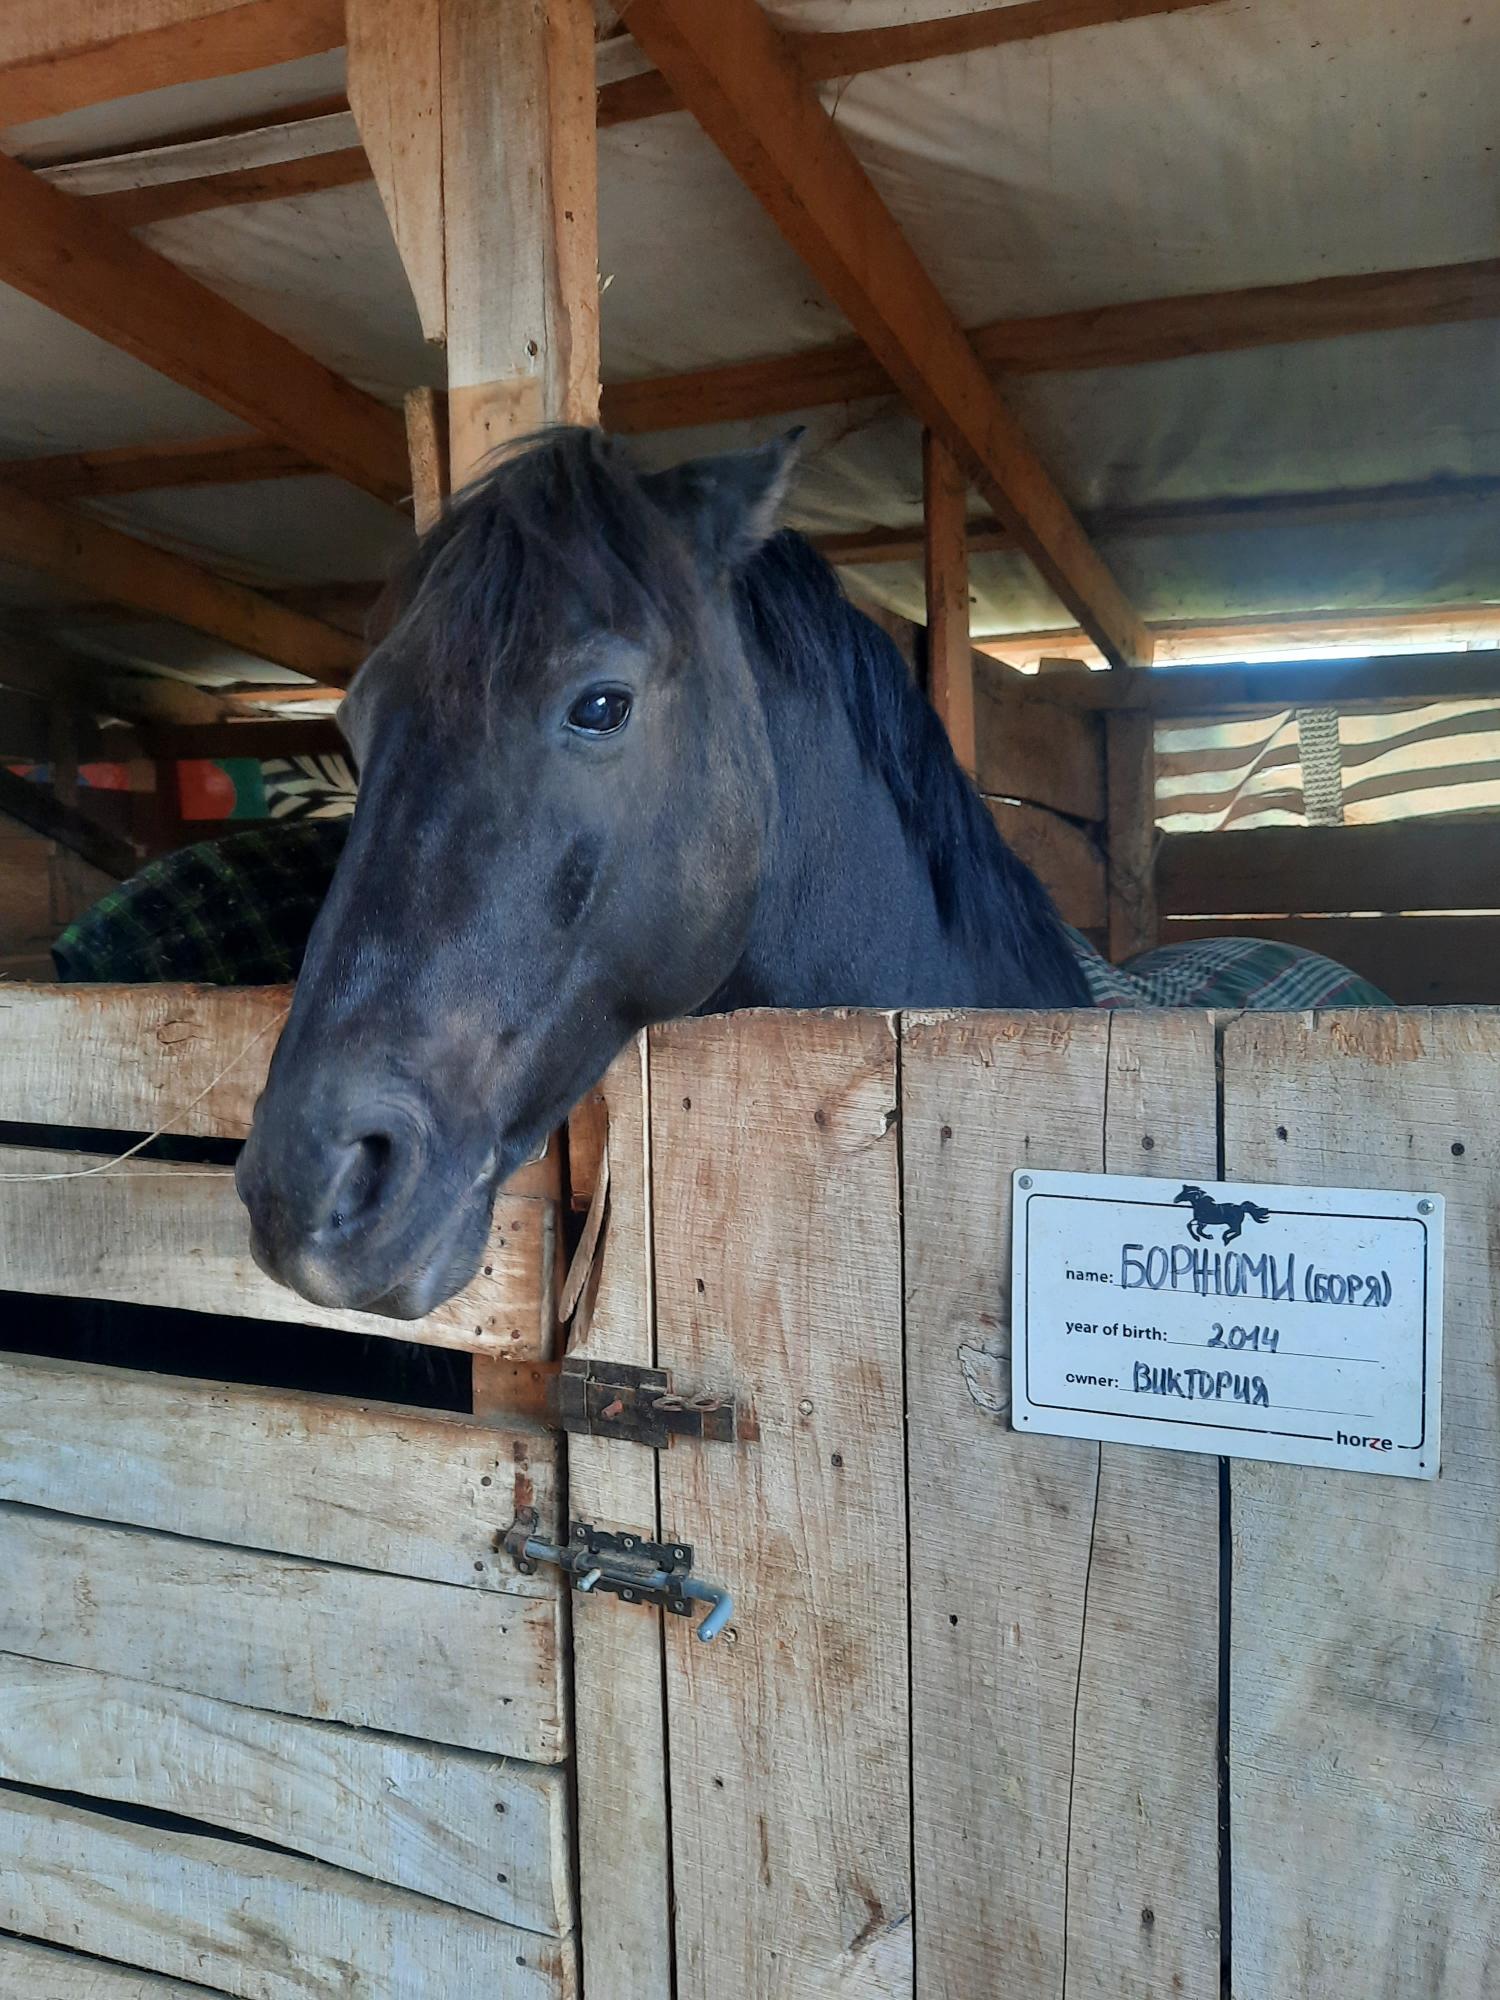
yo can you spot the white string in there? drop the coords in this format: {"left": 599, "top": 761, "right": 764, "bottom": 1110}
{"left": 0, "top": 1006, "right": 290, "bottom": 1184}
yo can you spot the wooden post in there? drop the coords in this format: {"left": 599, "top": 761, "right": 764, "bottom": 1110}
{"left": 922, "top": 428, "right": 977, "bottom": 776}
{"left": 1105, "top": 707, "right": 1158, "bottom": 962}
{"left": 402, "top": 387, "right": 448, "bottom": 533}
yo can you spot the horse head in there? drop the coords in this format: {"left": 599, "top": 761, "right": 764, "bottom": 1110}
{"left": 236, "top": 428, "right": 797, "bottom": 1318}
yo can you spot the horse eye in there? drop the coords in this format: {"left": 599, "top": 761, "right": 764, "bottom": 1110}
{"left": 566, "top": 686, "right": 632, "bottom": 736}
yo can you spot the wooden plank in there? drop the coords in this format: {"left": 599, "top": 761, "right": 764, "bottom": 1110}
{"left": 605, "top": 256, "right": 1500, "bottom": 435}
{"left": 975, "top": 670, "right": 1105, "bottom": 820}
{"left": 0, "top": 1502, "right": 563, "bottom": 1760}
{"left": 0, "top": 435, "right": 315, "bottom": 500}
{"left": 902, "top": 1009, "right": 1111, "bottom": 1998}
{"left": 900, "top": 1012, "right": 1218, "bottom": 1992}
{"left": 1221, "top": 1011, "right": 1500, "bottom": 1995}
{"left": 0, "top": 1352, "right": 554, "bottom": 1593}
{"left": 1158, "top": 821, "right": 1500, "bottom": 919}
{"left": 92, "top": 146, "right": 371, "bottom": 227}
{"left": 0, "top": 483, "right": 364, "bottom": 681}
{"left": 567, "top": 1038, "right": 674, "bottom": 2000}
{"left": 922, "top": 430, "right": 976, "bottom": 778}
{"left": 0, "top": 760, "right": 137, "bottom": 878}
{"left": 1105, "top": 708, "right": 1158, "bottom": 959}
{"left": 404, "top": 386, "right": 448, "bottom": 534}
{"left": 441, "top": 0, "right": 600, "bottom": 473}
{"left": 0, "top": 1, "right": 345, "bottom": 126}
{"left": 0, "top": 1145, "right": 555, "bottom": 1357}
{"left": 0, "top": 152, "right": 407, "bottom": 505}
{"left": 0, "top": 1652, "right": 570, "bottom": 1932}
{"left": 1068, "top": 1012, "right": 1221, "bottom": 1995}
{"left": 651, "top": 1011, "right": 912, "bottom": 1998}
{"left": 987, "top": 796, "right": 1106, "bottom": 931}
{"left": 620, "top": 0, "right": 1150, "bottom": 672}
{"left": 347, "top": 0, "right": 446, "bottom": 348}
{"left": 1161, "top": 915, "right": 1500, "bottom": 1007}
{"left": 0, "top": 1789, "right": 573, "bottom": 2000}
{"left": 0, "top": 1936, "right": 213, "bottom": 1999}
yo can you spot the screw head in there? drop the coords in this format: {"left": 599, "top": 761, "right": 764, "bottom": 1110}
{"left": 1418, "top": 1198, "right": 1435, "bottom": 1216}
{"left": 1018, "top": 1174, "right": 1033, "bottom": 1191}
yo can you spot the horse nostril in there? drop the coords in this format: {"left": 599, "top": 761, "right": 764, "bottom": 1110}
{"left": 327, "top": 1130, "right": 395, "bottom": 1232}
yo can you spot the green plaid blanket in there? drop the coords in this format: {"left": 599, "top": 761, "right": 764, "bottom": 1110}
{"left": 53, "top": 822, "right": 1389, "bottom": 1006}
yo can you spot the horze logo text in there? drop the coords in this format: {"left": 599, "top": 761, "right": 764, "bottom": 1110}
{"left": 1337, "top": 1430, "right": 1393, "bottom": 1452}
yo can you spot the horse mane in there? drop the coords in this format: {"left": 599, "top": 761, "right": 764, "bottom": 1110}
{"left": 736, "top": 530, "right": 1084, "bottom": 983}
{"left": 379, "top": 427, "right": 1082, "bottom": 984}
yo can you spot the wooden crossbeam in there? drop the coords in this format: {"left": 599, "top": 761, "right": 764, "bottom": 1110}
{"left": 596, "top": 0, "right": 1227, "bottom": 126}
{"left": 0, "top": 621, "right": 230, "bottom": 725}
{"left": 921, "top": 432, "right": 976, "bottom": 775}
{"left": 89, "top": 147, "right": 371, "bottom": 228}
{"left": 0, "top": 484, "right": 364, "bottom": 683}
{"left": 605, "top": 257, "right": 1500, "bottom": 434}
{"left": 0, "top": 151, "right": 408, "bottom": 505}
{"left": 0, "top": 435, "right": 318, "bottom": 500}
{"left": 0, "top": 763, "right": 139, "bottom": 878}
{"left": 977, "top": 648, "right": 1500, "bottom": 717}
{"left": 0, "top": 0, "right": 345, "bottom": 126}
{"left": 619, "top": 0, "right": 1150, "bottom": 670}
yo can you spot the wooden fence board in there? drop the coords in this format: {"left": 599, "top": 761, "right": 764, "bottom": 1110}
{"left": 0, "top": 1353, "right": 553, "bottom": 1594}
{"left": 0, "top": 1652, "right": 570, "bottom": 1933}
{"left": 902, "top": 1011, "right": 1111, "bottom": 1999}
{"left": 1161, "top": 914, "right": 1500, "bottom": 1008}
{"left": 975, "top": 670, "right": 1105, "bottom": 822}
{"left": 0, "top": 1787, "right": 575, "bottom": 2000}
{"left": 0, "top": 1935, "right": 218, "bottom": 1998}
{"left": 902, "top": 1012, "right": 1220, "bottom": 1996}
{"left": 566, "top": 1037, "right": 675, "bottom": 2000}
{"left": 1066, "top": 1012, "right": 1221, "bottom": 1996}
{"left": 1222, "top": 1010, "right": 1500, "bottom": 1998}
{"left": 0, "top": 1505, "right": 563, "bottom": 1762}
{"left": 651, "top": 1011, "right": 913, "bottom": 1999}
{"left": 0, "top": 1147, "right": 553, "bottom": 1356}
{"left": 1159, "top": 820, "right": 1500, "bottom": 918}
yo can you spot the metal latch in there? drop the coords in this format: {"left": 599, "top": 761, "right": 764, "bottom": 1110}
{"left": 504, "top": 1510, "right": 735, "bottom": 1644}
{"left": 555, "top": 1356, "right": 749, "bottom": 1450}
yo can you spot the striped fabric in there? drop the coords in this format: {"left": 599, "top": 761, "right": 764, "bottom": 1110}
{"left": 1157, "top": 696, "right": 1500, "bottom": 833}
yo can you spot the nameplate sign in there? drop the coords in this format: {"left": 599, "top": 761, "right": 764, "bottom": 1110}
{"left": 1011, "top": 1171, "right": 1442, "bottom": 1478}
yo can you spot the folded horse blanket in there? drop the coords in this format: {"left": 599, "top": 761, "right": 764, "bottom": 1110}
{"left": 53, "top": 820, "right": 1389, "bottom": 1006}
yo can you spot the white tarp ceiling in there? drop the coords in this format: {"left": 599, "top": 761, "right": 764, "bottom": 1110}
{"left": 0, "top": 0, "right": 1496, "bottom": 680}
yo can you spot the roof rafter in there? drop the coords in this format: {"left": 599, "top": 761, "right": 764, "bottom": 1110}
{"left": 0, "top": 150, "right": 409, "bottom": 505}
{"left": 0, "top": 0, "right": 345, "bottom": 126}
{"left": 618, "top": 0, "right": 1151, "bottom": 669}
{"left": 605, "top": 257, "right": 1500, "bottom": 434}
{"left": 0, "top": 482, "right": 364, "bottom": 683}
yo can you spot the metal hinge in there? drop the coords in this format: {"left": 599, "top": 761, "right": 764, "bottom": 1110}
{"left": 554, "top": 1355, "right": 749, "bottom": 1449}
{"left": 503, "top": 1510, "right": 735, "bottom": 1644}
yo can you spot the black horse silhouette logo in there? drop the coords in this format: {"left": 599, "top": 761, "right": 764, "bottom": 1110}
{"left": 1174, "top": 1185, "right": 1270, "bottom": 1245}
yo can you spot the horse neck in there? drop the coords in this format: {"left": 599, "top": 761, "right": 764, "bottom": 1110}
{"left": 711, "top": 668, "right": 1000, "bottom": 1012}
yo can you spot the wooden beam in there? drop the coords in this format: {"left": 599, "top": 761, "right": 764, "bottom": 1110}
{"left": 604, "top": 257, "right": 1500, "bottom": 435}
{"left": 0, "top": 0, "right": 345, "bottom": 126}
{"left": 0, "top": 434, "right": 317, "bottom": 500}
{"left": 404, "top": 388, "right": 448, "bottom": 533}
{"left": 0, "top": 484, "right": 363, "bottom": 683}
{"left": 1104, "top": 708, "right": 1157, "bottom": 959}
{"left": 922, "top": 431, "right": 976, "bottom": 776}
{"left": 0, "top": 762, "right": 138, "bottom": 878}
{"left": 979, "top": 644, "right": 1500, "bottom": 715}
{"left": 347, "top": 0, "right": 445, "bottom": 346}
{"left": 0, "top": 620, "right": 232, "bottom": 725}
{"left": 0, "top": 150, "right": 409, "bottom": 505}
{"left": 1162, "top": 914, "right": 1500, "bottom": 1008}
{"left": 89, "top": 147, "right": 371, "bottom": 228}
{"left": 1158, "top": 820, "right": 1500, "bottom": 919}
{"left": 618, "top": 0, "right": 1150, "bottom": 670}
{"left": 139, "top": 719, "right": 346, "bottom": 761}
{"left": 597, "top": 0, "right": 1228, "bottom": 127}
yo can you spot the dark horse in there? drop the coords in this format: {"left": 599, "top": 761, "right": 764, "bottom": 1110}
{"left": 1174, "top": 1186, "right": 1271, "bottom": 1245}
{"left": 237, "top": 427, "right": 1089, "bottom": 1317}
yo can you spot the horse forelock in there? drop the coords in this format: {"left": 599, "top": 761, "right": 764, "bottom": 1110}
{"left": 370, "top": 427, "right": 697, "bottom": 731}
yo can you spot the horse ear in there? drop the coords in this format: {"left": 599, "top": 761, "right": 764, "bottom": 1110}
{"left": 639, "top": 431, "right": 802, "bottom": 574}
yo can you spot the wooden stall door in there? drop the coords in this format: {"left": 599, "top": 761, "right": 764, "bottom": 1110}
{"left": 571, "top": 1009, "right": 1222, "bottom": 1998}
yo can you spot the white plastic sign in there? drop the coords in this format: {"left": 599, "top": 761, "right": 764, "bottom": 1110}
{"left": 1011, "top": 1172, "right": 1442, "bottom": 1478}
